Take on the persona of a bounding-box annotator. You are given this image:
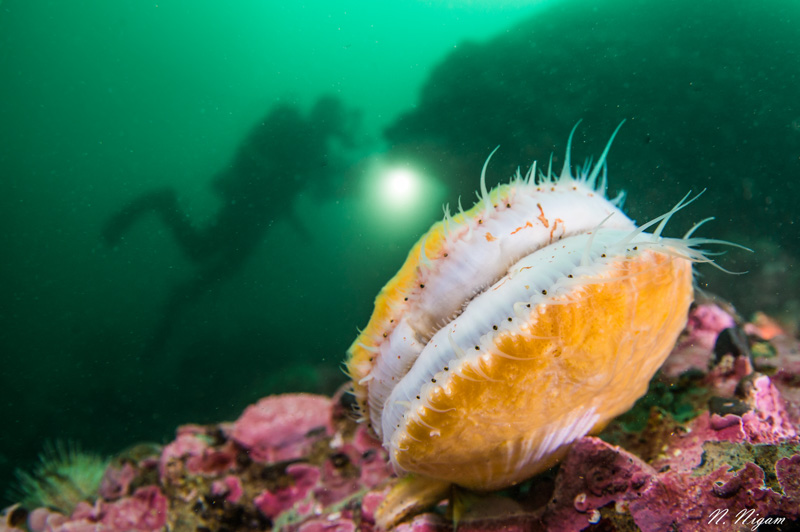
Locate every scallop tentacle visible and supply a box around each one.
[585,120,625,189]
[479,146,500,215]
[683,216,715,239]
[560,120,582,180]
[615,190,696,247]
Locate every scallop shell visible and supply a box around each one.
[347,124,719,490]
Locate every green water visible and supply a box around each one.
[1,0,798,501]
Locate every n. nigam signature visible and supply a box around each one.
[708,508,786,530]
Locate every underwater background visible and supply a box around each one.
[1,0,798,502]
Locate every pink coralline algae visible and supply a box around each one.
[26,486,167,532]
[6,388,392,532]
[98,462,137,501]
[159,431,237,483]
[6,306,800,531]
[661,303,736,377]
[210,475,244,504]
[254,463,321,519]
[776,454,800,499]
[542,434,800,532]
[231,393,334,463]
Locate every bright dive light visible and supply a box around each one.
[382,168,420,208]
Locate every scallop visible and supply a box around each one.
[347,123,730,490]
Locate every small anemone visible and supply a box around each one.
[8,440,109,514]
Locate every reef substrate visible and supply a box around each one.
[3,304,800,532]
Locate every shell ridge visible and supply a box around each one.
[380,230,634,445]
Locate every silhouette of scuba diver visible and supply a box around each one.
[103,95,358,354]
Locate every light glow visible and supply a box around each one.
[382,168,420,208]
[360,155,445,236]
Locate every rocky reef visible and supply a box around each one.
[3,304,799,531]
